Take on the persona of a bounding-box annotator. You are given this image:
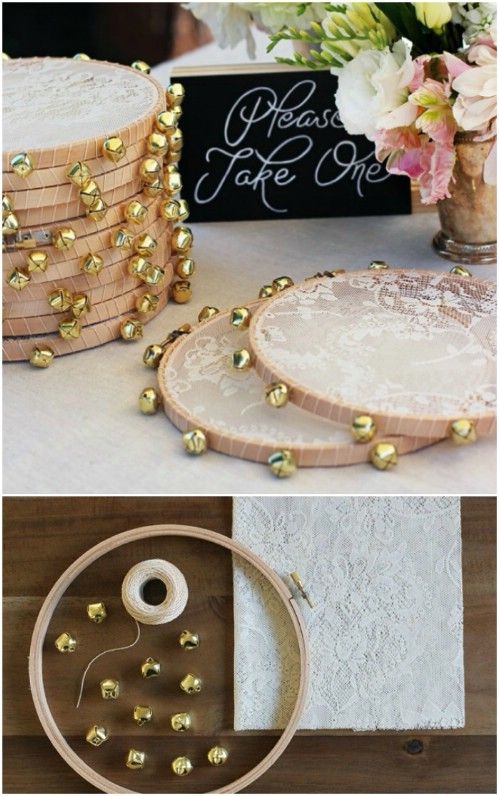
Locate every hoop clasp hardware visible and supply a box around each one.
[2,229,52,252]
[289,571,314,609]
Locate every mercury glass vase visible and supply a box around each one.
[433,133,496,265]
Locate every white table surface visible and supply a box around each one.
[3,36,496,496]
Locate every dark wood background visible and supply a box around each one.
[3,496,496,793]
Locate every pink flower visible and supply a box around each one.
[409,78,458,145]
[418,143,456,203]
[452,39,497,132]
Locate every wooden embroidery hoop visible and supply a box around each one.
[29,524,310,794]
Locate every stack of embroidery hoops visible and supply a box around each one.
[3,56,194,366]
[155,268,497,476]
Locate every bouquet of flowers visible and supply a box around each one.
[187,2,496,205]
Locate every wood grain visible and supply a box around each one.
[2,496,496,793]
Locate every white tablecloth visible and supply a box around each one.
[3,37,496,495]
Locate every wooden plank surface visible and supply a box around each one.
[3,496,496,793]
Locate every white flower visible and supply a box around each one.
[185,3,256,57]
[245,2,327,34]
[451,2,497,44]
[335,39,417,140]
[452,40,497,131]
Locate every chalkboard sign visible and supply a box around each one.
[171,64,411,223]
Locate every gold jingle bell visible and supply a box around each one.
[142,265,165,287]
[10,152,34,177]
[207,746,229,766]
[81,253,104,275]
[2,211,19,236]
[368,260,390,270]
[120,318,144,341]
[177,198,190,221]
[172,756,193,777]
[102,136,126,163]
[26,250,49,273]
[141,657,160,678]
[180,673,202,694]
[136,292,159,313]
[272,275,294,292]
[156,110,178,133]
[259,284,274,299]
[6,268,30,291]
[129,255,150,278]
[171,712,192,732]
[73,52,91,60]
[112,227,134,250]
[166,127,183,152]
[143,343,164,369]
[55,632,76,653]
[160,198,180,221]
[2,193,14,216]
[179,630,199,650]
[53,227,76,250]
[166,82,185,107]
[268,449,297,478]
[29,346,54,369]
[171,226,193,254]
[142,177,164,197]
[79,179,101,207]
[171,280,192,304]
[147,131,169,157]
[131,59,151,73]
[198,306,219,322]
[351,415,377,443]
[67,161,91,187]
[86,196,108,221]
[183,429,207,456]
[133,705,153,726]
[139,387,160,415]
[164,169,182,195]
[48,288,73,312]
[126,200,148,225]
[72,293,92,318]
[265,382,289,408]
[370,441,398,470]
[450,264,472,277]
[230,306,251,329]
[175,257,195,279]
[59,317,81,340]
[134,232,157,257]
[450,418,477,445]
[167,149,182,165]
[126,749,146,769]
[140,158,161,184]
[86,725,109,747]
[232,348,252,371]
[100,678,120,699]
[87,602,107,623]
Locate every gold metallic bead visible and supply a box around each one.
[143,344,164,369]
[175,257,195,279]
[129,255,150,278]
[265,382,289,408]
[2,211,19,236]
[198,306,219,322]
[167,149,182,165]
[136,292,159,313]
[171,279,192,304]
[100,678,120,699]
[131,59,151,74]
[29,346,54,369]
[147,131,169,157]
[368,260,390,270]
[6,268,30,291]
[268,449,297,478]
[140,158,161,184]
[134,232,157,257]
[133,705,153,726]
[73,52,91,60]
[126,749,145,769]
[26,250,49,273]
[450,418,477,445]
[79,179,100,207]
[370,441,398,470]
[166,82,185,107]
[142,177,164,197]
[125,199,148,225]
[171,712,192,732]
[259,284,274,299]
[450,264,472,277]
[10,152,34,177]
[72,293,92,318]
[86,196,108,221]
[141,657,160,678]
[164,169,183,195]
[102,136,126,163]
[53,227,76,250]
[272,275,294,292]
[58,317,81,340]
[66,161,91,187]
[121,318,144,341]
[48,288,73,312]
[183,429,207,456]
[81,252,104,275]
[351,415,376,443]
[177,198,190,221]
[142,265,165,287]
[172,105,183,122]
[86,602,107,623]
[179,630,199,650]
[166,127,183,153]
[160,198,180,221]
[230,306,251,329]
[55,632,76,653]
[232,348,252,370]
[172,756,193,777]
[138,387,160,414]
[156,110,178,133]
[2,193,14,216]
[111,227,134,250]
[207,746,229,766]
[180,673,202,694]
[86,725,109,747]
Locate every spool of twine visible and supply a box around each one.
[121,559,188,624]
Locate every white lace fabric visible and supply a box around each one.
[233,496,465,731]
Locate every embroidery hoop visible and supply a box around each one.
[29,524,310,794]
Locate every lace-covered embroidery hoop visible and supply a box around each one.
[29,524,310,794]
[157,302,437,467]
[249,270,497,440]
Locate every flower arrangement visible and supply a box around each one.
[187,2,497,205]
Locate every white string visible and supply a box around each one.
[121,559,189,625]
